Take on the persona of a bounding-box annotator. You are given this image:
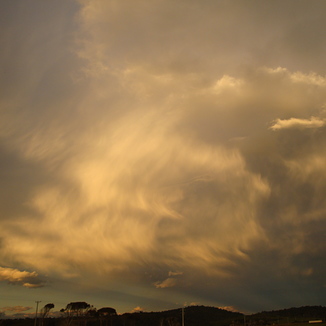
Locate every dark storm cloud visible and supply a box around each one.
[77,0,326,77]
[0,143,57,220]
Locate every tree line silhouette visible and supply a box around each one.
[1,304,325,326]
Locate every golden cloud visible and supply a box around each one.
[270,117,325,130]
[1,0,326,310]
[0,267,45,288]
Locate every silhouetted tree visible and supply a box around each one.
[60,302,92,326]
[98,307,117,326]
[40,304,55,326]
[97,308,116,317]
[62,302,91,318]
[85,309,97,318]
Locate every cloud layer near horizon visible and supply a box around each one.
[1,0,326,313]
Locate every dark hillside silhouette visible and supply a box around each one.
[1,305,325,326]
[110,305,242,326]
[249,306,326,325]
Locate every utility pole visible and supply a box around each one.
[34,301,41,326]
[182,307,185,326]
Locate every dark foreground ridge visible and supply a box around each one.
[1,305,326,326]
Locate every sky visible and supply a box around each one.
[1,0,326,317]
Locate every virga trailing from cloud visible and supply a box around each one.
[0,0,326,314]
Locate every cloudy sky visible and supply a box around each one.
[1,0,326,317]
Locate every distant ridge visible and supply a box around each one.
[118,305,326,326]
[2,305,325,326]
[250,305,326,324]
[120,305,243,326]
